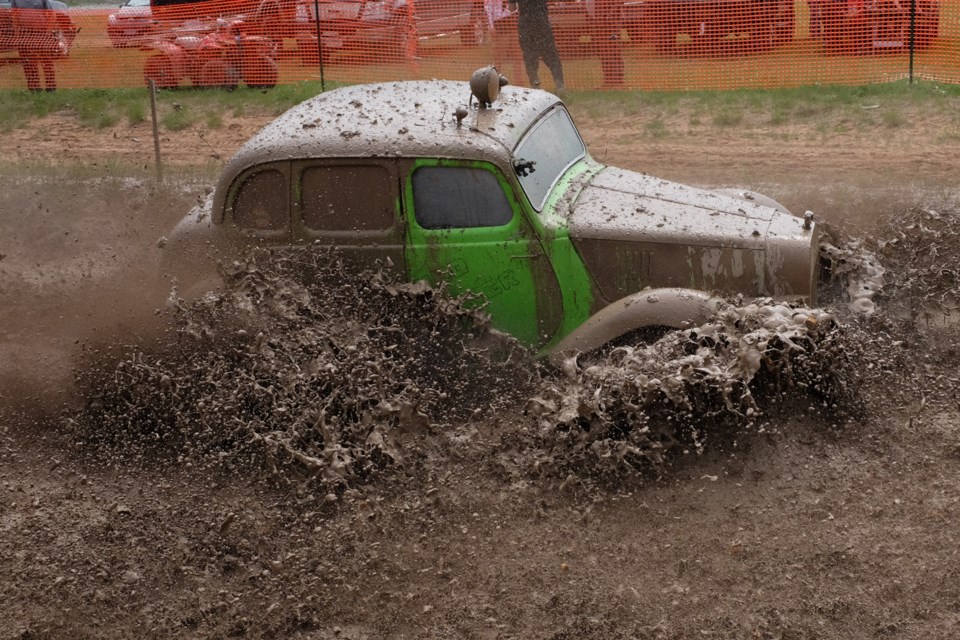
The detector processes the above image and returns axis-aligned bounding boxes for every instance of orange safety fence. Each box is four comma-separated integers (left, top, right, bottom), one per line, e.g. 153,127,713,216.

0,0,958,91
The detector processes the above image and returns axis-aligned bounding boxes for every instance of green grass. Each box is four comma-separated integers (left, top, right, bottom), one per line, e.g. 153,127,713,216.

204,110,224,129
712,110,743,127
161,106,191,132
644,118,669,138
0,78,956,137
0,81,341,133
568,79,960,130
881,109,908,128
768,109,789,125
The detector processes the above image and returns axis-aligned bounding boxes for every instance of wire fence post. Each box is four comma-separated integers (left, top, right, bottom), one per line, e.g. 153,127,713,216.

313,0,326,92
149,79,163,185
909,0,916,84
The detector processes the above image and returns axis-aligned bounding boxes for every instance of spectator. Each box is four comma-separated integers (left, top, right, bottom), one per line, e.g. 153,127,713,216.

507,0,564,91
485,0,508,32
808,0,824,41
596,0,623,87
11,0,61,92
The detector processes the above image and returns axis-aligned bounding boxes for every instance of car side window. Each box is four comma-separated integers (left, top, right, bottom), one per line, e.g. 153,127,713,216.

412,166,513,230
362,0,392,20
301,164,394,231
232,168,288,231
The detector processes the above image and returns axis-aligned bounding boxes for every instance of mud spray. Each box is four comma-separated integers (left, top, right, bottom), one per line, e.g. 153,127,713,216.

65,209,959,494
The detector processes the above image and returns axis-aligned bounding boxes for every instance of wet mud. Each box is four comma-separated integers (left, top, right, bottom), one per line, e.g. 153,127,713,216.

2,175,960,638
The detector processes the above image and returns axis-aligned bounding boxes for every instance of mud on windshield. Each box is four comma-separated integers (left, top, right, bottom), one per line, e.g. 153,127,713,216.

512,106,586,212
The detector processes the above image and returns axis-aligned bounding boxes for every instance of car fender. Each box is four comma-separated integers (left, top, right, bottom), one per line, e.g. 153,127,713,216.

713,188,791,215
545,287,721,363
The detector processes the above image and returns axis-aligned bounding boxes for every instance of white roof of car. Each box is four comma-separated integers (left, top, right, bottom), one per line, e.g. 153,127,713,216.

218,79,562,184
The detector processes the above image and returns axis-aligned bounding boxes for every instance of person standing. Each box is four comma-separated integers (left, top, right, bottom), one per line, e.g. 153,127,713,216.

507,0,564,91
596,0,623,87
11,0,60,92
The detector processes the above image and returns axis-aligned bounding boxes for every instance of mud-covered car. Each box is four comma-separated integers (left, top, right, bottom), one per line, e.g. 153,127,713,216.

0,0,78,54
163,76,820,356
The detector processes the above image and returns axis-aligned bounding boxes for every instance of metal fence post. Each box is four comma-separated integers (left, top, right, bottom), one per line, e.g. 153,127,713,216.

313,0,326,92
909,0,916,84
149,79,163,185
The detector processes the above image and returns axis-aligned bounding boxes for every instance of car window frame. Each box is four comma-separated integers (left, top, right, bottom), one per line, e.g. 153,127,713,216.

512,104,587,213
224,160,292,239
290,157,403,244
405,158,522,232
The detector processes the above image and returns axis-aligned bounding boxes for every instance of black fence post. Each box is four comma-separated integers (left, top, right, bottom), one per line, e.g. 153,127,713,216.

313,0,326,92
909,0,916,84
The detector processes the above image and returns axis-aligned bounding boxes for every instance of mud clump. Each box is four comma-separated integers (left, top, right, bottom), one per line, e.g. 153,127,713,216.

65,245,898,494
65,246,878,492
874,208,960,321
519,301,862,483
66,249,535,492
837,208,960,416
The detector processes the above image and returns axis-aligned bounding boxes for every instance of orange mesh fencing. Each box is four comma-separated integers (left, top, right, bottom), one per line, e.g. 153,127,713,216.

0,0,958,91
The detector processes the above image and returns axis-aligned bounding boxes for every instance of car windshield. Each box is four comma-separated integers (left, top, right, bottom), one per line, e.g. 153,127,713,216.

127,0,151,6
512,106,586,212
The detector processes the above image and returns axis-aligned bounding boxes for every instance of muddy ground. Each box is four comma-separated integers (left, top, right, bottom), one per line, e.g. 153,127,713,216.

2,98,960,640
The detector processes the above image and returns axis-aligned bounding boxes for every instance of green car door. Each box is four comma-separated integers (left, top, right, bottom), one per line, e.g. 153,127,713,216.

403,159,563,347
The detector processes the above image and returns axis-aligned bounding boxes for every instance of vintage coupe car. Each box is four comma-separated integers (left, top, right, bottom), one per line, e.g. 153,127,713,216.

163,75,820,356
0,0,78,55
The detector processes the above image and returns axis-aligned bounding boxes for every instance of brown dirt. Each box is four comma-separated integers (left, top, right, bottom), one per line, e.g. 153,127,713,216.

2,100,960,640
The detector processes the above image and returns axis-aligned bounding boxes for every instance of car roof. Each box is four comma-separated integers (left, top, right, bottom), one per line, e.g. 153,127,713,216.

215,80,562,204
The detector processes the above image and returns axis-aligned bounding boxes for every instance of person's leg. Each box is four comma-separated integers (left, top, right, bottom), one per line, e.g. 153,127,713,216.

538,26,564,89
518,29,541,86
599,33,624,87
21,56,41,92
41,58,56,92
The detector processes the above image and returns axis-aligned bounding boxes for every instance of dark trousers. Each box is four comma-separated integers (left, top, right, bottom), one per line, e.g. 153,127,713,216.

18,31,58,92
518,16,564,88
599,34,624,87
22,57,56,91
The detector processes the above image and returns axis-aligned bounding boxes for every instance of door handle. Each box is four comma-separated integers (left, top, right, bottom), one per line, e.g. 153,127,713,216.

510,254,540,260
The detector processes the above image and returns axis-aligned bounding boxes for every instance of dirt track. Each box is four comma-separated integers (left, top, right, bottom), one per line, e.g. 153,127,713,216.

2,100,960,639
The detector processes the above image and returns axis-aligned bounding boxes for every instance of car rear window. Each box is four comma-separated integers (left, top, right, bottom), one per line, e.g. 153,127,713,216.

411,166,513,229
232,168,288,231
300,164,395,231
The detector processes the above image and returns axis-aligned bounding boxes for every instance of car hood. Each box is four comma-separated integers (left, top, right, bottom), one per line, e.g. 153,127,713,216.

566,167,818,302
113,5,152,18
568,166,787,249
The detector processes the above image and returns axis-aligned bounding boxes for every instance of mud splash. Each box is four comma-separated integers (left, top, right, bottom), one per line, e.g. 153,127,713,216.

62,209,960,493
66,250,883,495
516,301,860,483
874,208,960,323
66,249,535,492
